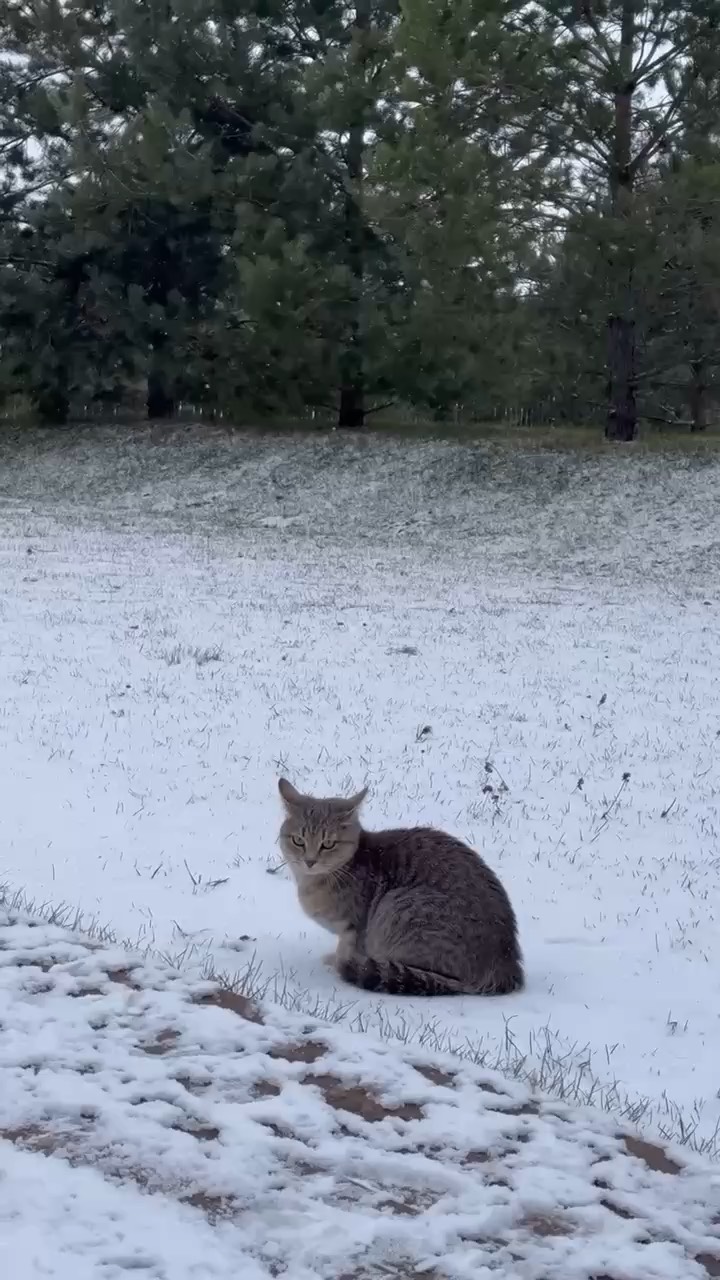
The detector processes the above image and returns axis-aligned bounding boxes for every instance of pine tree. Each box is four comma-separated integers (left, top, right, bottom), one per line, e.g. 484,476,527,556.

525,0,720,440
634,153,720,429
0,197,125,423
373,0,558,418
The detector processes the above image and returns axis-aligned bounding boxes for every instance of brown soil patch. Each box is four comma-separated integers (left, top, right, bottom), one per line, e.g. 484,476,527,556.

600,1198,634,1220
181,1190,236,1221
256,1118,298,1140
268,1040,328,1064
623,1134,682,1175
1,1124,85,1155
192,988,263,1024
413,1063,456,1088
502,1100,540,1117
521,1212,574,1238
141,1028,181,1055
251,1080,282,1099
173,1121,221,1142
697,1254,720,1277
288,1158,327,1177
376,1186,440,1217
303,1073,424,1123
106,967,142,989
23,979,54,994
338,1270,447,1280
174,1073,212,1095
477,1079,502,1096
10,956,55,972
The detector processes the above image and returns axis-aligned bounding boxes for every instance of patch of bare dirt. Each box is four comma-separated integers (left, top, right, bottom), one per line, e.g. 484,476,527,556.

463,1148,491,1165
269,1039,328,1064
192,987,263,1024
520,1212,574,1238
173,1073,212,1094
172,1121,221,1142
256,1118,299,1141
375,1186,440,1216
302,1073,424,1123
413,1063,455,1088
0,1123,91,1155
181,1190,237,1221
105,967,143,989
8,956,55,972
599,1197,634,1220
622,1134,682,1175
337,1268,448,1280
141,1028,181,1055
251,1080,282,1099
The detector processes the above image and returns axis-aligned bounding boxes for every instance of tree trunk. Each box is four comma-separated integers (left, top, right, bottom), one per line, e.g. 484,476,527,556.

689,358,707,431
338,382,365,428
605,0,638,442
146,342,175,420
36,385,69,426
606,314,637,441
337,2,370,430
146,371,175,420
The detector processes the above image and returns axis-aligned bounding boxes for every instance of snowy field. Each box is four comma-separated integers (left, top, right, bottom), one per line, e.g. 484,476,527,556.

1,425,719,1156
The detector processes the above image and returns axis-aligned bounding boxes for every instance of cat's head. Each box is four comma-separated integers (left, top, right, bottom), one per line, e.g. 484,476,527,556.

277,777,367,877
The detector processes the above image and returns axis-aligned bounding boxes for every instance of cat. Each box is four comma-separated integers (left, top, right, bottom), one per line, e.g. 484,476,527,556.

277,777,524,997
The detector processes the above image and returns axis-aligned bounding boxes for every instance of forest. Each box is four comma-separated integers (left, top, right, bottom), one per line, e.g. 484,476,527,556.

1,0,719,440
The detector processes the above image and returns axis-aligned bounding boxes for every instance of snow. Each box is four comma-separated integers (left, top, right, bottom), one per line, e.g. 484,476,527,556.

0,426,719,1167
0,907,719,1279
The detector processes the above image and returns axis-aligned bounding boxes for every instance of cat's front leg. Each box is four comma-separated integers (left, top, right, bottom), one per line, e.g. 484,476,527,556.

322,929,358,971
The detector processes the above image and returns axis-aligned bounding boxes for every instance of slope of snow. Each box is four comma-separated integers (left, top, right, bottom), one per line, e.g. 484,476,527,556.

0,428,719,1158
1,907,719,1280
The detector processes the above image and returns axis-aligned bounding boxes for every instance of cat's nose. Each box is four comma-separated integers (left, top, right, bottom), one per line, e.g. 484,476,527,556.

305,855,318,867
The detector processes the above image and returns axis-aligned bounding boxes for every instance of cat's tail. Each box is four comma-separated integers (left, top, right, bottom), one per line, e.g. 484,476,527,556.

338,952,465,995
338,952,524,997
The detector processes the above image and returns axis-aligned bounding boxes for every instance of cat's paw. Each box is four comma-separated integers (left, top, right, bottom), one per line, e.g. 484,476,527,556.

321,951,339,971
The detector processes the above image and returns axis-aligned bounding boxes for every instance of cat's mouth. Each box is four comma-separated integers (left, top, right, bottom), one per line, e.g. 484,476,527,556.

299,857,345,877
302,860,332,876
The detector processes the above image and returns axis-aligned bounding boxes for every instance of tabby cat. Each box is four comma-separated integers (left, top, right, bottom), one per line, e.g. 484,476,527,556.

277,778,523,996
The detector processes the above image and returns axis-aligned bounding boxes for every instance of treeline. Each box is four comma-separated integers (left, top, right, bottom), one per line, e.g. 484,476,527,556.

1,0,720,440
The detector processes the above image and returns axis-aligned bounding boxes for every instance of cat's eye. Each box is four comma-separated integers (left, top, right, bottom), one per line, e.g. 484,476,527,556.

320,839,337,852
291,836,305,849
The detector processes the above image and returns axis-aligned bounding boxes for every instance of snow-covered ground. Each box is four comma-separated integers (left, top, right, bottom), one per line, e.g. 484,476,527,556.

1,426,719,1156
1,906,719,1280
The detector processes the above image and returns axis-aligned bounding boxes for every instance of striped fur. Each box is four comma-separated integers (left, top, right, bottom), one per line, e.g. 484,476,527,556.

338,952,523,996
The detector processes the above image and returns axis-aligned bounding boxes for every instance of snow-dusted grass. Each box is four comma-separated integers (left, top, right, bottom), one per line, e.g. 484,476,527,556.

1,425,719,1157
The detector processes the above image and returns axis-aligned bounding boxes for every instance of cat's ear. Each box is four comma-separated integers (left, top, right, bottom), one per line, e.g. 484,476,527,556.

340,786,368,813
278,777,303,807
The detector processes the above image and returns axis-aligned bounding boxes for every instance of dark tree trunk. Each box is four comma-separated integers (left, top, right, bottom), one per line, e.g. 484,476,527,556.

606,314,637,441
338,382,365,428
146,356,175,420
605,0,638,443
147,373,175,420
337,1,370,430
689,358,707,431
36,386,69,426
